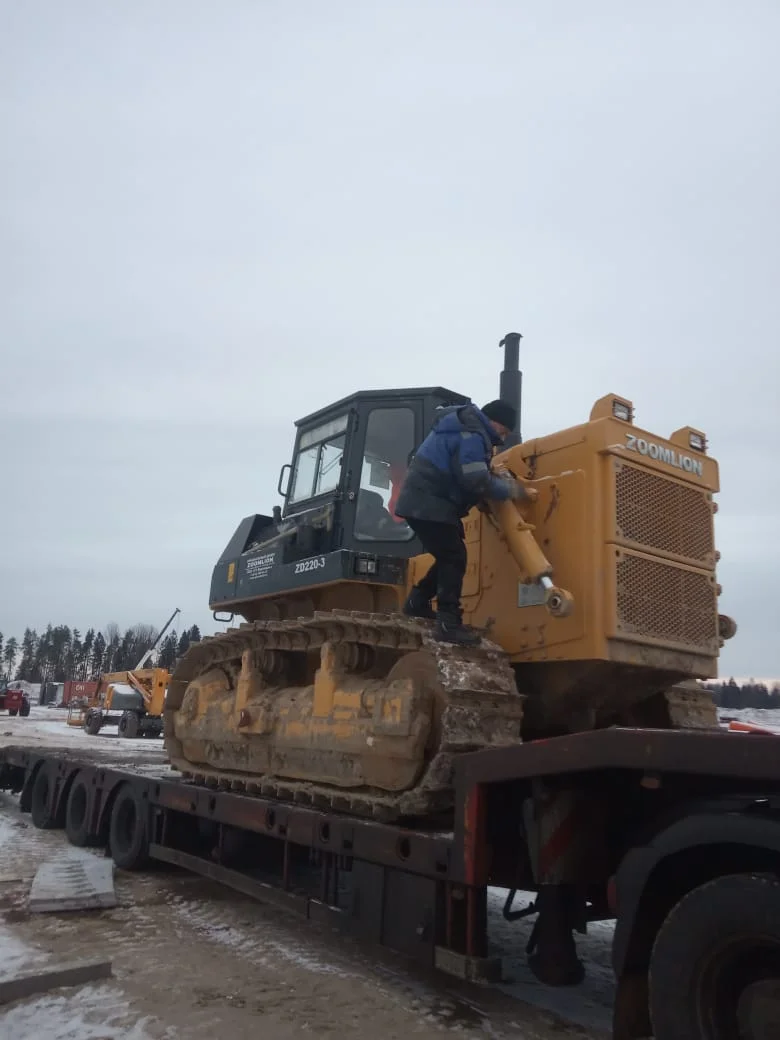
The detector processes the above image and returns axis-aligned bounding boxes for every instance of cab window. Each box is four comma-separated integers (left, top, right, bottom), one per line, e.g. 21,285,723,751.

290,415,348,504
355,407,415,542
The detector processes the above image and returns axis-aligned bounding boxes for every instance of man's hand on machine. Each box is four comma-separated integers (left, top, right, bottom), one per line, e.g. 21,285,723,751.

509,480,538,502
495,472,538,502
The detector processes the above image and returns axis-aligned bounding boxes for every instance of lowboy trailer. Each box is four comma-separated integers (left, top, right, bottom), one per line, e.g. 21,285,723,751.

2,726,780,1040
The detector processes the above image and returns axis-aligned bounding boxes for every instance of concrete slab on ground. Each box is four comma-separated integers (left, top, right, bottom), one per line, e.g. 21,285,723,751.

29,850,117,913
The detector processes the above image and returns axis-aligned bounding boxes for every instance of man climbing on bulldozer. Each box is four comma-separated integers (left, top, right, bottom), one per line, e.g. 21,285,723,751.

395,399,536,645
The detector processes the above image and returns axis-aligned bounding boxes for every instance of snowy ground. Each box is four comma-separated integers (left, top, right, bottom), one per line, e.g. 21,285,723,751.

0,705,168,759
1,703,778,1037
717,706,780,730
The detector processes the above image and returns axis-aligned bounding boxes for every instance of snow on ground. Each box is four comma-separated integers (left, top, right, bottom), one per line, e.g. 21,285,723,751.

0,984,167,1040
717,706,780,731
0,705,167,758
0,928,45,982
0,705,175,781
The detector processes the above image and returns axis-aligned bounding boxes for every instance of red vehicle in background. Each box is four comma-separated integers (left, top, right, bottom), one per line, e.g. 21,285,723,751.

0,681,31,717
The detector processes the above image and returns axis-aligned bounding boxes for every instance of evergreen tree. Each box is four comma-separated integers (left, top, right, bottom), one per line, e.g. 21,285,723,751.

3,637,18,680
104,624,121,673
91,632,106,678
66,629,82,678
0,622,216,681
157,632,179,670
720,678,742,710
35,626,53,684
16,628,38,682
81,629,95,680
50,625,71,680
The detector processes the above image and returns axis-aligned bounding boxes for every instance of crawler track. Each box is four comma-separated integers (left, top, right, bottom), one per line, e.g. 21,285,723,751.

164,611,524,821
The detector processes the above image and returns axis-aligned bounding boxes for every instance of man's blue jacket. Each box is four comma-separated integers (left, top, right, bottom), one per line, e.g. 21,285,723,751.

394,403,513,525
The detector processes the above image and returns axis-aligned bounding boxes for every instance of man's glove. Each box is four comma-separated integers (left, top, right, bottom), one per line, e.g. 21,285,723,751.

507,478,538,502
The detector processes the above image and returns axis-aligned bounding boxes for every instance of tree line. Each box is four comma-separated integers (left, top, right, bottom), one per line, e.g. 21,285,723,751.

2,628,776,712
706,679,780,711
0,623,202,684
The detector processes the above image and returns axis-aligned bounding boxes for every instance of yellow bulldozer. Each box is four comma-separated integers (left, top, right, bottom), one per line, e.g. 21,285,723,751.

164,332,736,819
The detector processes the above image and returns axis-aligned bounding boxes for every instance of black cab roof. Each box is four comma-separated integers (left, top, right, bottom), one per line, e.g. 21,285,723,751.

294,386,470,428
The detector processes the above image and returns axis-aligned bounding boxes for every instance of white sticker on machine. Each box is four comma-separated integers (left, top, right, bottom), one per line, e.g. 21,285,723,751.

518,583,547,608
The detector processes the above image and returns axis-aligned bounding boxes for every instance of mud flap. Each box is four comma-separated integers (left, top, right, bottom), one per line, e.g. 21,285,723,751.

348,861,437,963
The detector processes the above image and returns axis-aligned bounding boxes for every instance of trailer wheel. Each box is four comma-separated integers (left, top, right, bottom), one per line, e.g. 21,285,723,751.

8,709,17,717
65,773,97,847
19,699,30,717
109,784,149,870
118,711,140,739
30,768,57,829
649,873,780,1040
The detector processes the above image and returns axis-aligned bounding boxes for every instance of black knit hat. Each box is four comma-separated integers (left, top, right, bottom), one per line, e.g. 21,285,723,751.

481,399,517,431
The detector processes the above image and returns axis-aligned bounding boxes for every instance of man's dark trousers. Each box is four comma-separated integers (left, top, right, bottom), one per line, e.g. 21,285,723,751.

406,517,467,619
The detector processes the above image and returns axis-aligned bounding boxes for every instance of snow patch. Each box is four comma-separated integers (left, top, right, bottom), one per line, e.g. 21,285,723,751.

0,983,166,1039
0,927,45,981
718,706,780,729
0,814,27,852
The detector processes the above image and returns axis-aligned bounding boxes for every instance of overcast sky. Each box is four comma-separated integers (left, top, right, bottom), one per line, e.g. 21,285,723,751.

1,1,777,679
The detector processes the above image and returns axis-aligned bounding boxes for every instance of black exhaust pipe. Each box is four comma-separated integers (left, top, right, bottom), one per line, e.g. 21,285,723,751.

499,331,523,446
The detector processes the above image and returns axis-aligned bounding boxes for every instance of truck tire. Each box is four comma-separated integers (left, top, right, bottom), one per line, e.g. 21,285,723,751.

65,773,96,847
649,873,780,1039
118,711,140,739
8,709,17,717
84,710,102,736
19,698,30,717
109,784,149,870
142,718,162,739
30,768,57,829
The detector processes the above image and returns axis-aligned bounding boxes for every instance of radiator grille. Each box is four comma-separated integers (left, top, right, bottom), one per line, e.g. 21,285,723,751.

616,553,717,652
615,462,714,564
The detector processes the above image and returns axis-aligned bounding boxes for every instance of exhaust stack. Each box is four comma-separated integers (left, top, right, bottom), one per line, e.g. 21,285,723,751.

499,332,523,446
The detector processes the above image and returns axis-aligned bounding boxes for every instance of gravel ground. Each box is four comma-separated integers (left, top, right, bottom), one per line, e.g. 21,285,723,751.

0,706,620,1039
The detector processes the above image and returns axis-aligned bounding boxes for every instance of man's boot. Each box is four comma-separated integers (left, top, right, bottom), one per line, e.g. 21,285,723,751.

402,587,435,620
434,612,481,646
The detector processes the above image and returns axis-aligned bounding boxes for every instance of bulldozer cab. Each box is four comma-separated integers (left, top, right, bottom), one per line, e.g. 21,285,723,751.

210,386,469,619
283,387,468,551
285,388,466,542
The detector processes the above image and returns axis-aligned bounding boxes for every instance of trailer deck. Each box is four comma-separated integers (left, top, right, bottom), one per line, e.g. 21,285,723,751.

2,721,780,1039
